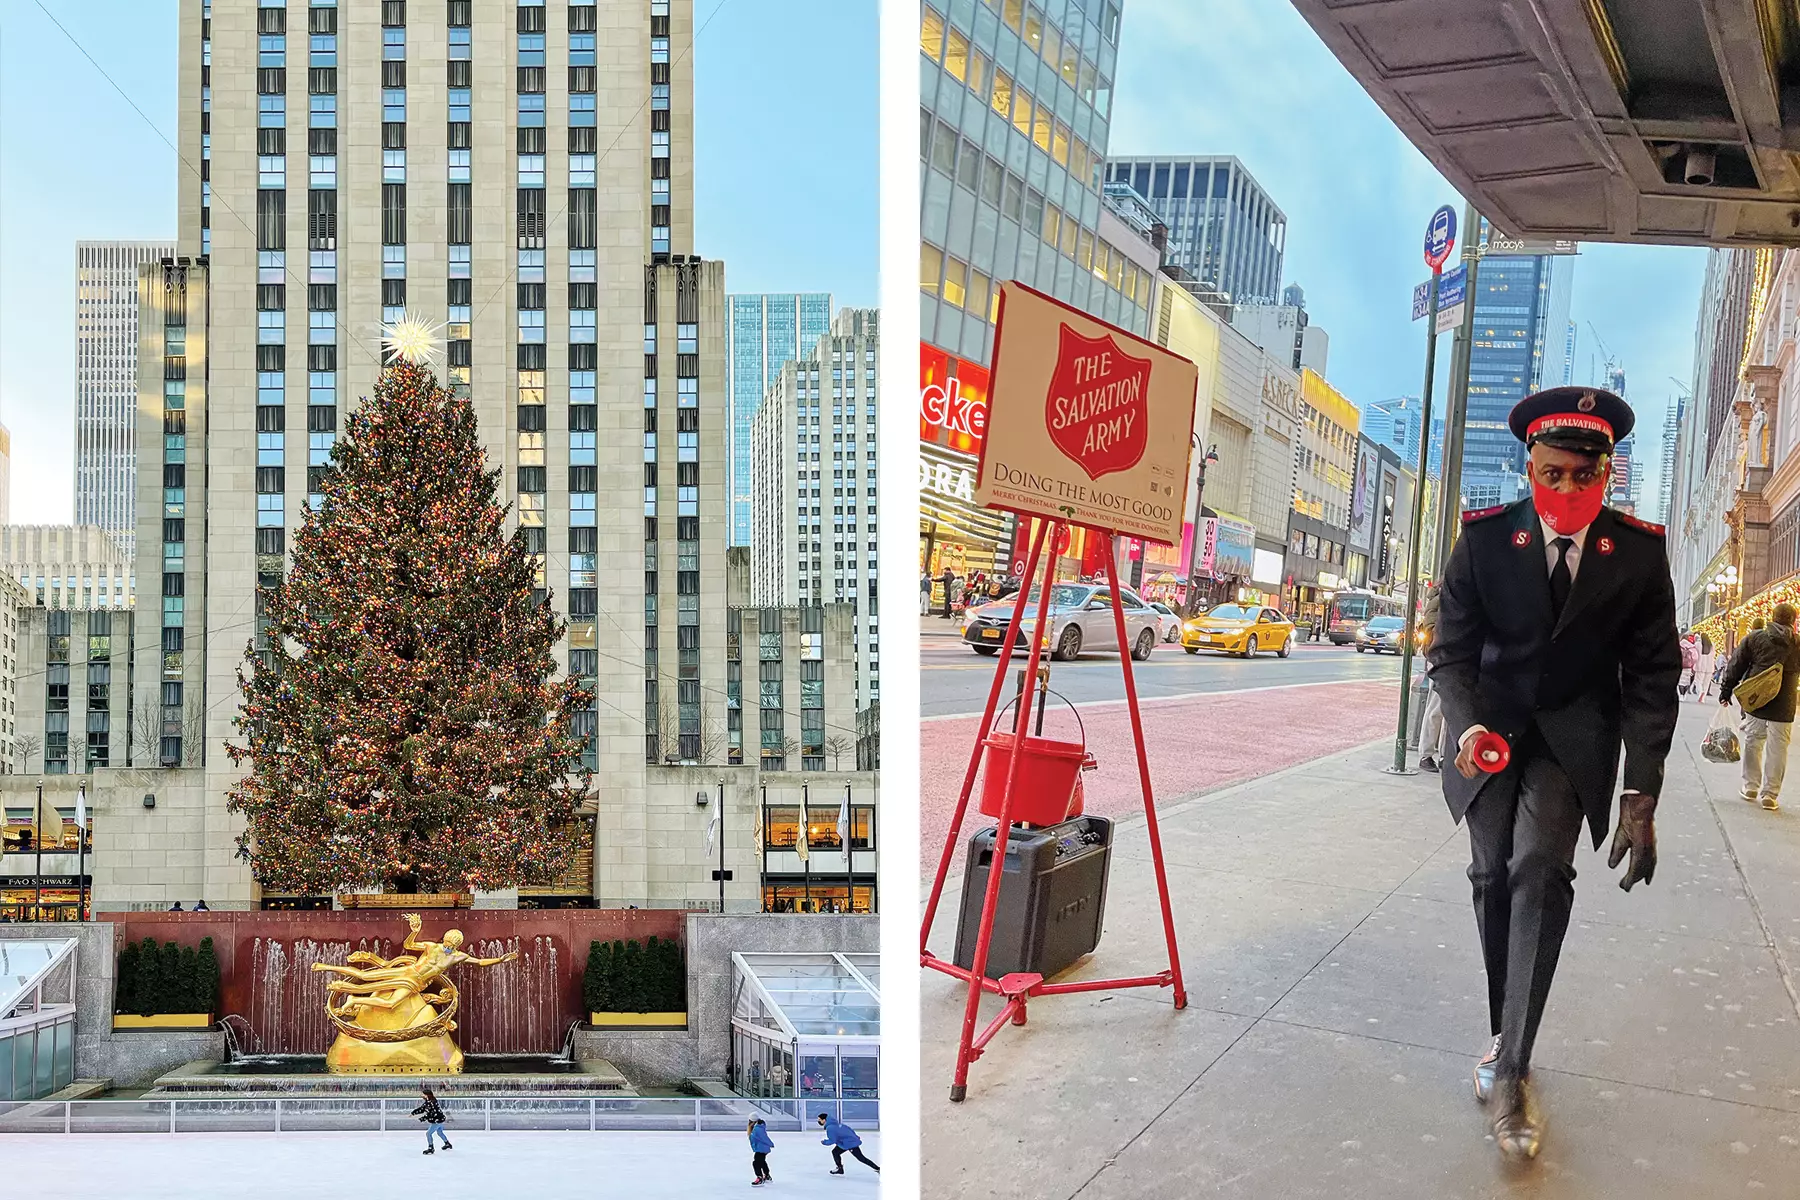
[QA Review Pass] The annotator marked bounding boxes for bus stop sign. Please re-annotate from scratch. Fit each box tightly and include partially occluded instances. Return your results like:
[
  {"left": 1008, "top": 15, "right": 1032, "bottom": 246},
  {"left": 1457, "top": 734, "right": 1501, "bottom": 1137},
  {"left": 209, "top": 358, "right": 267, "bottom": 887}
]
[{"left": 1424, "top": 205, "right": 1457, "bottom": 272}]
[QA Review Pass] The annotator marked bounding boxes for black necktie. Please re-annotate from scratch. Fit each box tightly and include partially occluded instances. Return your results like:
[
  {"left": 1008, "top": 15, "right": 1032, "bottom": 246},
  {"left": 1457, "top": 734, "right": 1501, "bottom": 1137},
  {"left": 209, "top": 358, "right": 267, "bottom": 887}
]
[{"left": 1549, "top": 537, "right": 1574, "bottom": 619}]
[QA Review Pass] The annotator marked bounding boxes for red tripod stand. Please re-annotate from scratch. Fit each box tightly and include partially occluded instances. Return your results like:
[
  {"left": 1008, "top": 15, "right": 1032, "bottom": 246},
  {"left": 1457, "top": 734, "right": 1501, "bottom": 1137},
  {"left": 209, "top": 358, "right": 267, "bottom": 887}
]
[{"left": 920, "top": 517, "right": 1189, "bottom": 1101}]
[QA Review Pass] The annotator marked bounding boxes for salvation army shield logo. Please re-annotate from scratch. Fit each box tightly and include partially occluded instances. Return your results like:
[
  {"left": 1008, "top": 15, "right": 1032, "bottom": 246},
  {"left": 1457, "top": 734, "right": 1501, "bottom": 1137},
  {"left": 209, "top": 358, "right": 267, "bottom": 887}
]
[{"left": 1044, "top": 324, "right": 1152, "bottom": 481}]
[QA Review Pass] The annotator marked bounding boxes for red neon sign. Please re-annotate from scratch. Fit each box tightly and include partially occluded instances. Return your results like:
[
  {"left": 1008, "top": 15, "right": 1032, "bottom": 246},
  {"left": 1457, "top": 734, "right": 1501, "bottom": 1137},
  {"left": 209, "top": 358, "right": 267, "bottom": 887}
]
[{"left": 920, "top": 343, "right": 990, "bottom": 455}]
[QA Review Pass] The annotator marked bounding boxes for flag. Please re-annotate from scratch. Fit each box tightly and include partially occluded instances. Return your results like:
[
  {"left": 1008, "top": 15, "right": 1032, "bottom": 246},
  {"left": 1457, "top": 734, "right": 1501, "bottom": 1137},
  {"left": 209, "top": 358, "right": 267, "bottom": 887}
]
[
  {"left": 705, "top": 812, "right": 719, "bottom": 858},
  {"left": 795, "top": 791, "right": 810, "bottom": 863},
  {"left": 836, "top": 790, "right": 851, "bottom": 851},
  {"left": 76, "top": 784, "right": 87, "bottom": 839}
]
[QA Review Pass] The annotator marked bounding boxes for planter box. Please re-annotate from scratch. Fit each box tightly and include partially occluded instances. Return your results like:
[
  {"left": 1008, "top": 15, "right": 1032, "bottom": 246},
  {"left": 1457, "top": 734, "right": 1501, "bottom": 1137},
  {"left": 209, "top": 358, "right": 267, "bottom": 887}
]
[
  {"left": 339, "top": 892, "right": 473, "bottom": 909},
  {"left": 112, "top": 1013, "right": 213, "bottom": 1030},
  {"left": 589, "top": 1011, "right": 688, "bottom": 1029}
]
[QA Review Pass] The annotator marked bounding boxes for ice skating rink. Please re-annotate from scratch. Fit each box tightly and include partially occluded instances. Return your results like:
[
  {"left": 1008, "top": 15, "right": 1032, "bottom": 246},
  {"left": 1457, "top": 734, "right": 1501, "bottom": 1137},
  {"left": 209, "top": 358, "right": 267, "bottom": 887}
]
[{"left": 4, "top": 1129, "right": 882, "bottom": 1198}]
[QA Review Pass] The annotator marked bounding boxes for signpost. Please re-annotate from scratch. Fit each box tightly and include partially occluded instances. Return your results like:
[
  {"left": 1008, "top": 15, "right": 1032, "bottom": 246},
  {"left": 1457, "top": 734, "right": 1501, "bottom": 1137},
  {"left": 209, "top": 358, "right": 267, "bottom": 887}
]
[
  {"left": 1412, "top": 263, "right": 1466, "bottom": 333},
  {"left": 1391, "top": 207, "right": 1456, "bottom": 776},
  {"left": 925, "top": 281, "right": 1194, "bottom": 1102}
]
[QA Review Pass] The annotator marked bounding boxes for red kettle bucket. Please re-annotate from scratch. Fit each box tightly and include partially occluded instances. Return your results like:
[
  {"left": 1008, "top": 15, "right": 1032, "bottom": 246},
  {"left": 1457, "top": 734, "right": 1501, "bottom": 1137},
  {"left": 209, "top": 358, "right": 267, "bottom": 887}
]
[{"left": 978, "top": 690, "right": 1096, "bottom": 827}]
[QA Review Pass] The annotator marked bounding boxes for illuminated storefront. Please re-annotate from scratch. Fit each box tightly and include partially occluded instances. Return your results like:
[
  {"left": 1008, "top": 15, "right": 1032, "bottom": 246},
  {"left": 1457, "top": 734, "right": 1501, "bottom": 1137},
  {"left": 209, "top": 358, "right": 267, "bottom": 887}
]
[
  {"left": 760, "top": 794, "right": 878, "bottom": 914},
  {"left": 920, "top": 345, "right": 1008, "bottom": 597}
]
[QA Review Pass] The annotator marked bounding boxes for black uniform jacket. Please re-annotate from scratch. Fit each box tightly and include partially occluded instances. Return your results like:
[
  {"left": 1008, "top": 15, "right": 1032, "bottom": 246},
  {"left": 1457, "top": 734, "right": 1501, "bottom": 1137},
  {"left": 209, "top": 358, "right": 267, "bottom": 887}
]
[{"left": 1426, "top": 500, "right": 1681, "bottom": 848}]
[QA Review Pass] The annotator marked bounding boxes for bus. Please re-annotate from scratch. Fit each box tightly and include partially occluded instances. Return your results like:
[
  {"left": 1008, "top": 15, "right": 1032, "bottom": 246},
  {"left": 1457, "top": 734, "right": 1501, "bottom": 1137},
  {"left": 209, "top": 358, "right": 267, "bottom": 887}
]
[{"left": 1327, "top": 590, "right": 1404, "bottom": 643}]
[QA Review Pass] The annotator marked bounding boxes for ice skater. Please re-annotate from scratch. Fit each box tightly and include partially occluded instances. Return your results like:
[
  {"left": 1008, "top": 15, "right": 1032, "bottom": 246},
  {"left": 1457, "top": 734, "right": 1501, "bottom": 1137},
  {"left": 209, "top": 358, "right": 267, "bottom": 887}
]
[
  {"left": 748, "top": 1116, "right": 774, "bottom": 1185},
  {"left": 817, "top": 1112, "right": 878, "bottom": 1174},
  {"left": 413, "top": 1085, "right": 451, "bottom": 1154}
]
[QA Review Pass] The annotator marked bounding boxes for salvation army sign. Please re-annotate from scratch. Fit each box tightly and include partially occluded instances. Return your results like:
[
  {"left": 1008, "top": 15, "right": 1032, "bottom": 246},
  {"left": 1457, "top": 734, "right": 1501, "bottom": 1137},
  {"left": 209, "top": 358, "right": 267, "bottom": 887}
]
[{"left": 975, "top": 282, "right": 1198, "bottom": 546}]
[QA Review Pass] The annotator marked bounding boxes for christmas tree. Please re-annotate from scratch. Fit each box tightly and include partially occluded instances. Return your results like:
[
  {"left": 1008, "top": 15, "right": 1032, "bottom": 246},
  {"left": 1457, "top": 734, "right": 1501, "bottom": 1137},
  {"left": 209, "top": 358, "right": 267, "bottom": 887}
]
[{"left": 226, "top": 319, "right": 593, "bottom": 895}]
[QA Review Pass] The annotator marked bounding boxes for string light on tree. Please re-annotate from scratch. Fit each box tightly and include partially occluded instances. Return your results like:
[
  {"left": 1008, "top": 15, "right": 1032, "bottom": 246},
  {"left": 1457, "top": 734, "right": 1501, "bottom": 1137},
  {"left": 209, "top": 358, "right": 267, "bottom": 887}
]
[{"left": 224, "top": 352, "right": 594, "bottom": 895}]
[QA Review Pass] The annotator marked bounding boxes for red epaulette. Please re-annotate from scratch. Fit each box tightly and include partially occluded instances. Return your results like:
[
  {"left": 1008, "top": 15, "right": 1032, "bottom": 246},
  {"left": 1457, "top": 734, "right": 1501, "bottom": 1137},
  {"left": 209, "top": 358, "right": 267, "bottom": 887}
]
[
  {"left": 1616, "top": 512, "right": 1665, "bottom": 536},
  {"left": 1461, "top": 505, "right": 1509, "bottom": 524}
]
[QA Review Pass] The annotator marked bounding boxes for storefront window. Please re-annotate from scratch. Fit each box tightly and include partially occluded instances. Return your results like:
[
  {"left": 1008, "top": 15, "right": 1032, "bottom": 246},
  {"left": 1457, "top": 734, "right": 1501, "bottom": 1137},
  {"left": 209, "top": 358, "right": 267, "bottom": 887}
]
[{"left": 760, "top": 884, "right": 876, "bottom": 914}]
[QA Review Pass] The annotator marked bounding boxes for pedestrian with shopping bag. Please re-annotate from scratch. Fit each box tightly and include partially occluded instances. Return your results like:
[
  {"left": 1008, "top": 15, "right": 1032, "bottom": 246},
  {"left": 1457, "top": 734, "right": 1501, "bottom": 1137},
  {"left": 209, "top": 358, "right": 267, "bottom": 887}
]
[
  {"left": 413, "top": 1085, "right": 451, "bottom": 1154},
  {"left": 1719, "top": 602, "right": 1800, "bottom": 811},
  {"left": 747, "top": 1116, "right": 774, "bottom": 1185}
]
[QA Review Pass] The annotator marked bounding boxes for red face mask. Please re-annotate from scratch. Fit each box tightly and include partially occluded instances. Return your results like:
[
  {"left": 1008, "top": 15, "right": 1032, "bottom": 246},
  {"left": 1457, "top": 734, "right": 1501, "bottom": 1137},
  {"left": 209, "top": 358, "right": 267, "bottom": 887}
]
[{"left": 1530, "top": 463, "right": 1609, "bottom": 535}]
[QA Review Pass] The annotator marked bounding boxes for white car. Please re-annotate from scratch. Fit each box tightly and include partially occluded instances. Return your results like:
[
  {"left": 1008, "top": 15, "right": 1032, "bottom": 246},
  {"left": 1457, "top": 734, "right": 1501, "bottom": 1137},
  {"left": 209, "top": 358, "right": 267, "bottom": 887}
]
[
  {"left": 1149, "top": 602, "right": 1184, "bottom": 642},
  {"left": 961, "top": 582, "right": 1163, "bottom": 661}
]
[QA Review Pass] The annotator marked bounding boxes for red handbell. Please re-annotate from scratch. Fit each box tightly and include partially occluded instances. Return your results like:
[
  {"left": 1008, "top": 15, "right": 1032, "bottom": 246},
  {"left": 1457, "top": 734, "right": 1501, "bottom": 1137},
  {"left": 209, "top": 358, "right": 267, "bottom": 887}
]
[{"left": 1471, "top": 731, "right": 1511, "bottom": 773}]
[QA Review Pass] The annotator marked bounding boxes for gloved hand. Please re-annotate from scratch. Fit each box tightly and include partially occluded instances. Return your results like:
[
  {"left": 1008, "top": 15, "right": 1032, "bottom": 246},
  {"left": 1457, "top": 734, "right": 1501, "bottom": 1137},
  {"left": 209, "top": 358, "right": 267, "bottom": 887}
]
[{"left": 1607, "top": 791, "right": 1657, "bottom": 891}]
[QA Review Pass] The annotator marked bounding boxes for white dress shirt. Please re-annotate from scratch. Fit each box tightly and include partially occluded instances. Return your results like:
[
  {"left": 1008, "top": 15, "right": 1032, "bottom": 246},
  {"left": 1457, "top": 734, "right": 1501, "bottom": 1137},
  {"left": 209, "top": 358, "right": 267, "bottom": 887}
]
[
  {"left": 1541, "top": 517, "right": 1588, "bottom": 582},
  {"left": 1454, "top": 518, "right": 1593, "bottom": 754}
]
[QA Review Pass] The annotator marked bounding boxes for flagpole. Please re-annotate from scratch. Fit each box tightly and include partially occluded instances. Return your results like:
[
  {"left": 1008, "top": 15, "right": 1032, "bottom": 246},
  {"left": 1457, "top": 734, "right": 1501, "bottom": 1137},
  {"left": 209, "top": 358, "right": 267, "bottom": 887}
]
[
  {"left": 717, "top": 780, "right": 726, "bottom": 914},
  {"left": 802, "top": 782, "right": 811, "bottom": 912},
  {"left": 843, "top": 783, "right": 853, "bottom": 915},
  {"left": 77, "top": 782, "right": 87, "bottom": 921}
]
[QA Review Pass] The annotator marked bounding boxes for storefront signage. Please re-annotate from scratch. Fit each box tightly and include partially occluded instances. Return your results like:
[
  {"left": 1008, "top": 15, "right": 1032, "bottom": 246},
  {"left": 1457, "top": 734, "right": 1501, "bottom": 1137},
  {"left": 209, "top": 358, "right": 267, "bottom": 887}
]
[
  {"left": 920, "top": 343, "right": 990, "bottom": 455},
  {"left": 1252, "top": 548, "right": 1285, "bottom": 587},
  {"left": 0, "top": 875, "right": 86, "bottom": 888},
  {"left": 1197, "top": 517, "right": 1219, "bottom": 577},
  {"left": 1212, "top": 515, "right": 1256, "bottom": 579},
  {"left": 976, "top": 283, "right": 1198, "bottom": 546},
  {"left": 920, "top": 459, "right": 976, "bottom": 502},
  {"left": 1261, "top": 369, "right": 1300, "bottom": 421}
]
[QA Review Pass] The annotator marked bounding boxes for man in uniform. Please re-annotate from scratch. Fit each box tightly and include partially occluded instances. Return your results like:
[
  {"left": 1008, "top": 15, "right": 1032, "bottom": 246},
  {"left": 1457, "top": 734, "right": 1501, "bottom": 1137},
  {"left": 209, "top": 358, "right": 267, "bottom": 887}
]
[{"left": 1427, "top": 386, "right": 1679, "bottom": 1160}]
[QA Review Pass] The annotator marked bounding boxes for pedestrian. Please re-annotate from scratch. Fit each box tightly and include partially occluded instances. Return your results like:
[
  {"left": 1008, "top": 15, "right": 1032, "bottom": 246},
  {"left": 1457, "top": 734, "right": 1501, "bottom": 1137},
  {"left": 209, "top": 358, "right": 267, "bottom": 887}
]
[
  {"left": 1418, "top": 582, "right": 1446, "bottom": 773},
  {"left": 413, "top": 1085, "right": 451, "bottom": 1154},
  {"left": 940, "top": 566, "right": 955, "bottom": 618},
  {"left": 920, "top": 570, "right": 932, "bottom": 616},
  {"left": 1697, "top": 632, "right": 1716, "bottom": 700},
  {"left": 817, "top": 1112, "right": 878, "bottom": 1175},
  {"left": 748, "top": 1117, "right": 774, "bottom": 1185},
  {"left": 1427, "top": 386, "right": 1678, "bottom": 1162},
  {"left": 1679, "top": 632, "right": 1699, "bottom": 697},
  {"left": 1720, "top": 602, "right": 1800, "bottom": 811}
]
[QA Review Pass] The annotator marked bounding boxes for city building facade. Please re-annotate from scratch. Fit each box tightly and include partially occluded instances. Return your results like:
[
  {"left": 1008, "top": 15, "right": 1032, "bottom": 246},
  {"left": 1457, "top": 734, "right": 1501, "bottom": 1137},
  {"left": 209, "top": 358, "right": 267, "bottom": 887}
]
[
  {"left": 1459, "top": 240, "right": 1574, "bottom": 507},
  {"left": 1104, "top": 156, "right": 1285, "bottom": 302},
  {"left": 0, "top": 422, "right": 10, "bottom": 525},
  {"left": 919, "top": 0, "right": 1150, "bottom": 588},
  {"left": 725, "top": 292, "right": 832, "bottom": 547},
  {"left": 750, "top": 308, "right": 880, "bottom": 708},
  {"left": 1228, "top": 290, "right": 1326, "bottom": 376},
  {"left": 1287, "top": 369, "right": 1359, "bottom": 627},
  {"left": 77, "top": 240, "right": 176, "bottom": 559},
  {"left": 35, "top": 0, "right": 872, "bottom": 917},
  {"left": 0, "top": 527, "right": 136, "bottom": 612}
]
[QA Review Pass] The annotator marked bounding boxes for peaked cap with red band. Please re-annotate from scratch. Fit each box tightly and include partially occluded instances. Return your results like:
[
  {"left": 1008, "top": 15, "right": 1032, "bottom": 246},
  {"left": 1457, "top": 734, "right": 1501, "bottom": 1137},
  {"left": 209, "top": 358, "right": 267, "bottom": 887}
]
[{"left": 1507, "top": 386, "right": 1634, "bottom": 454}]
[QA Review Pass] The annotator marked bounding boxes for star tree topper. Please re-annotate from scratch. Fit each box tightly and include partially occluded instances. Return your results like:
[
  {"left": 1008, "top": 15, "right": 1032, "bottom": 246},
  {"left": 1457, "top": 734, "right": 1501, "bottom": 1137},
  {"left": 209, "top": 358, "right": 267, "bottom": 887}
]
[{"left": 380, "top": 311, "right": 446, "bottom": 366}]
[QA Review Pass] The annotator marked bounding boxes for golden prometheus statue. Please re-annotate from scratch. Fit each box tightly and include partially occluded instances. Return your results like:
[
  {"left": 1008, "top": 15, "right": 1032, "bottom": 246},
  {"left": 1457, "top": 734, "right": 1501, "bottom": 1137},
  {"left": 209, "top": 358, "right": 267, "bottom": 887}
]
[{"left": 310, "top": 913, "right": 517, "bottom": 1074}]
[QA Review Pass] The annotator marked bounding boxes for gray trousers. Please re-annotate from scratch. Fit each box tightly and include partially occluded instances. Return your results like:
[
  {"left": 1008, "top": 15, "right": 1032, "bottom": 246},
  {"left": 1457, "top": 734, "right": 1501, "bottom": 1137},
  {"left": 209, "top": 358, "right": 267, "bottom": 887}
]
[{"left": 1464, "top": 733, "right": 1585, "bottom": 1078}]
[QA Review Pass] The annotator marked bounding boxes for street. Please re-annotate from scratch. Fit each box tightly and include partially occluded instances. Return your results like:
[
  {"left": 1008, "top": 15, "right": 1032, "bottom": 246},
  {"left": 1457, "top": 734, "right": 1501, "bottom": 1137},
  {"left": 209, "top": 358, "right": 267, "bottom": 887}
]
[
  {"left": 920, "top": 631, "right": 1412, "bottom": 875},
  {"left": 922, "top": 625, "right": 1404, "bottom": 717}
]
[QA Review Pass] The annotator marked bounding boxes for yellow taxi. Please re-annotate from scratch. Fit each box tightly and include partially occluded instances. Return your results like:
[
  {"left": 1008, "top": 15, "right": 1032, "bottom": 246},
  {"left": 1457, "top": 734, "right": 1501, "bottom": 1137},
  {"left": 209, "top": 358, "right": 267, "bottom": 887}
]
[{"left": 1181, "top": 603, "right": 1295, "bottom": 658}]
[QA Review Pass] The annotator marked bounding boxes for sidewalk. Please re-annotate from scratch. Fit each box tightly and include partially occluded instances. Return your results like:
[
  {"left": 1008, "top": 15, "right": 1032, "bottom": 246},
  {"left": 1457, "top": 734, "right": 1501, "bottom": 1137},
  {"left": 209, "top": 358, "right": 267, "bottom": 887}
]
[{"left": 921, "top": 701, "right": 1800, "bottom": 1199}]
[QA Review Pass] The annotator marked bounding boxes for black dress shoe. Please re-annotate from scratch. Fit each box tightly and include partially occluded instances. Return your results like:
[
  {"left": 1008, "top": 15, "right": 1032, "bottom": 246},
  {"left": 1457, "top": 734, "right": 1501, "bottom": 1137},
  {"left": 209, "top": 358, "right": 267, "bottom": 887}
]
[
  {"left": 1473, "top": 1035, "right": 1501, "bottom": 1104},
  {"left": 1490, "top": 1074, "right": 1542, "bottom": 1161}
]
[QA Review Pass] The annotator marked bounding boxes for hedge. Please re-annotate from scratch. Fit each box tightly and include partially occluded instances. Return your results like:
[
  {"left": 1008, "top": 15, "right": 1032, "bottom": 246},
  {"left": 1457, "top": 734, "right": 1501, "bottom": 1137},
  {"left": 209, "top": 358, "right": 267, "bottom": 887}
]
[
  {"left": 114, "top": 936, "right": 221, "bottom": 1017},
  {"left": 583, "top": 936, "right": 684, "bottom": 1014}
]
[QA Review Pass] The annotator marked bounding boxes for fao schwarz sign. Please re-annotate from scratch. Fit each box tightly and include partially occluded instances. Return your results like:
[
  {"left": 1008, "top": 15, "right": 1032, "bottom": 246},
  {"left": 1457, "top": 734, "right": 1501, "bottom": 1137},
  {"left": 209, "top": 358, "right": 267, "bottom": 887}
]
[{"left": 974, "top": 283, "right": 1198, "bottom": 546}]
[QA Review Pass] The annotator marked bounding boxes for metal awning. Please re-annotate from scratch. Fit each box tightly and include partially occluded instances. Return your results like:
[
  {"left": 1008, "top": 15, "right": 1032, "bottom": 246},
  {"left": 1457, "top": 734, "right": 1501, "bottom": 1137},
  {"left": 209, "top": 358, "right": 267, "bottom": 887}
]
[{"left": 1291, "top": 0, "right": 1800, "bottom": 246}]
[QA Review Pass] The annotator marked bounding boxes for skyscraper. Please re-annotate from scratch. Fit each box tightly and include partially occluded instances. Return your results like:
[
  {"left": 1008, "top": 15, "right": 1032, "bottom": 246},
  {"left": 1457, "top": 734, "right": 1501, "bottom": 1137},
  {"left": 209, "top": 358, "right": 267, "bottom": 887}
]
[
  {"left": 130, "top": 0, "right": 753, "bottom": 910},
  {"left": 77, "top": 240, "right": 175, "bottom": 558},
  {"left": 725, "top": 293, "right": 831, "bottom": 546},
  {"left": 1659, "top": 395, "right": 1682, "bottom": 525},
  {"left": 1104, "top": 157, "right": 1286, "bottom": 302},
  {"left": 1458, "top": 237, "right": 1574, "bottom": 507},
  {"left": 1604, "top": 366, "right": 1639, "bottom": 513},
  {"left": 920, "top": 0, "right": 1157, "bottom": 580},
  {"left": 751, "top": 308, "right": 880, "bottom": 707}
]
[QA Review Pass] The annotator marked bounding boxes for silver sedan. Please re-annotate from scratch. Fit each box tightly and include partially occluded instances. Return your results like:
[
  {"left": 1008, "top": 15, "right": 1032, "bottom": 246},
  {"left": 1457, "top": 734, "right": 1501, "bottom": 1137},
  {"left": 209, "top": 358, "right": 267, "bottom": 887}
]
[{"left": 961, "top": 582, "right": 1164, "bottom": 662}]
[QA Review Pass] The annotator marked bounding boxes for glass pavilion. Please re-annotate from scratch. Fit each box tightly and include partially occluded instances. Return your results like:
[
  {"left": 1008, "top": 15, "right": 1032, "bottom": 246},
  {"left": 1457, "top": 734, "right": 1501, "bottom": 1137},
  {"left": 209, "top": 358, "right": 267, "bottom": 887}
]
[
  {"left": 1, "top": 938, "right": 79, "bottom": 1101},
  {"left": 730, "top": 952, "right": 880, "bottom": 1123}
]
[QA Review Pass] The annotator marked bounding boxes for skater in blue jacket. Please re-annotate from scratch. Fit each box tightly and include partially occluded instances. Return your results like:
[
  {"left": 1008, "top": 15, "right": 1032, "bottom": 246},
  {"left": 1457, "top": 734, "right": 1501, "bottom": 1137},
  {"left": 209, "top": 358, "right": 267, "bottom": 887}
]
[
  {"left": 747, "top": 1117, "right": 774, "bottom": 1185},
  {"left": 817, "top": 1112, "right": 878, "bottom": 1174}
]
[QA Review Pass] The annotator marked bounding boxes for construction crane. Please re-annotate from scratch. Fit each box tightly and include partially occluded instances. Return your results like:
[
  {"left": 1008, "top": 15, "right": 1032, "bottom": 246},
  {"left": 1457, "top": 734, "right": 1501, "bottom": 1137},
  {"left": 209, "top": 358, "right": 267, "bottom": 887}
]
[{"left": 1587, "top": 322, "right": 1622, "bottom": 392}]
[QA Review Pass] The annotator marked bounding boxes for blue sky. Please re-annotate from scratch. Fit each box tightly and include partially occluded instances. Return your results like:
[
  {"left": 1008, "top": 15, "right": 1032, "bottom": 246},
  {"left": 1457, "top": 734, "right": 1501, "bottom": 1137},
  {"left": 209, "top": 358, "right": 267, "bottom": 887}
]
[
  {"left": 0, "top": 0, "right": 875, "bottom": 524},
  {"left": 1108, "top": 0, "right": 1707, "bottom": 515}
]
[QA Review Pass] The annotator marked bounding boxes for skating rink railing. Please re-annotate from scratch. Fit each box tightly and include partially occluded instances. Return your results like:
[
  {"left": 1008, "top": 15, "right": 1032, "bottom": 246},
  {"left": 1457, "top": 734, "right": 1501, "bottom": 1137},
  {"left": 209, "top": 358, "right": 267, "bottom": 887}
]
[{"left": 0, "top": 1094, "right": 880, "bottom": 1135}]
